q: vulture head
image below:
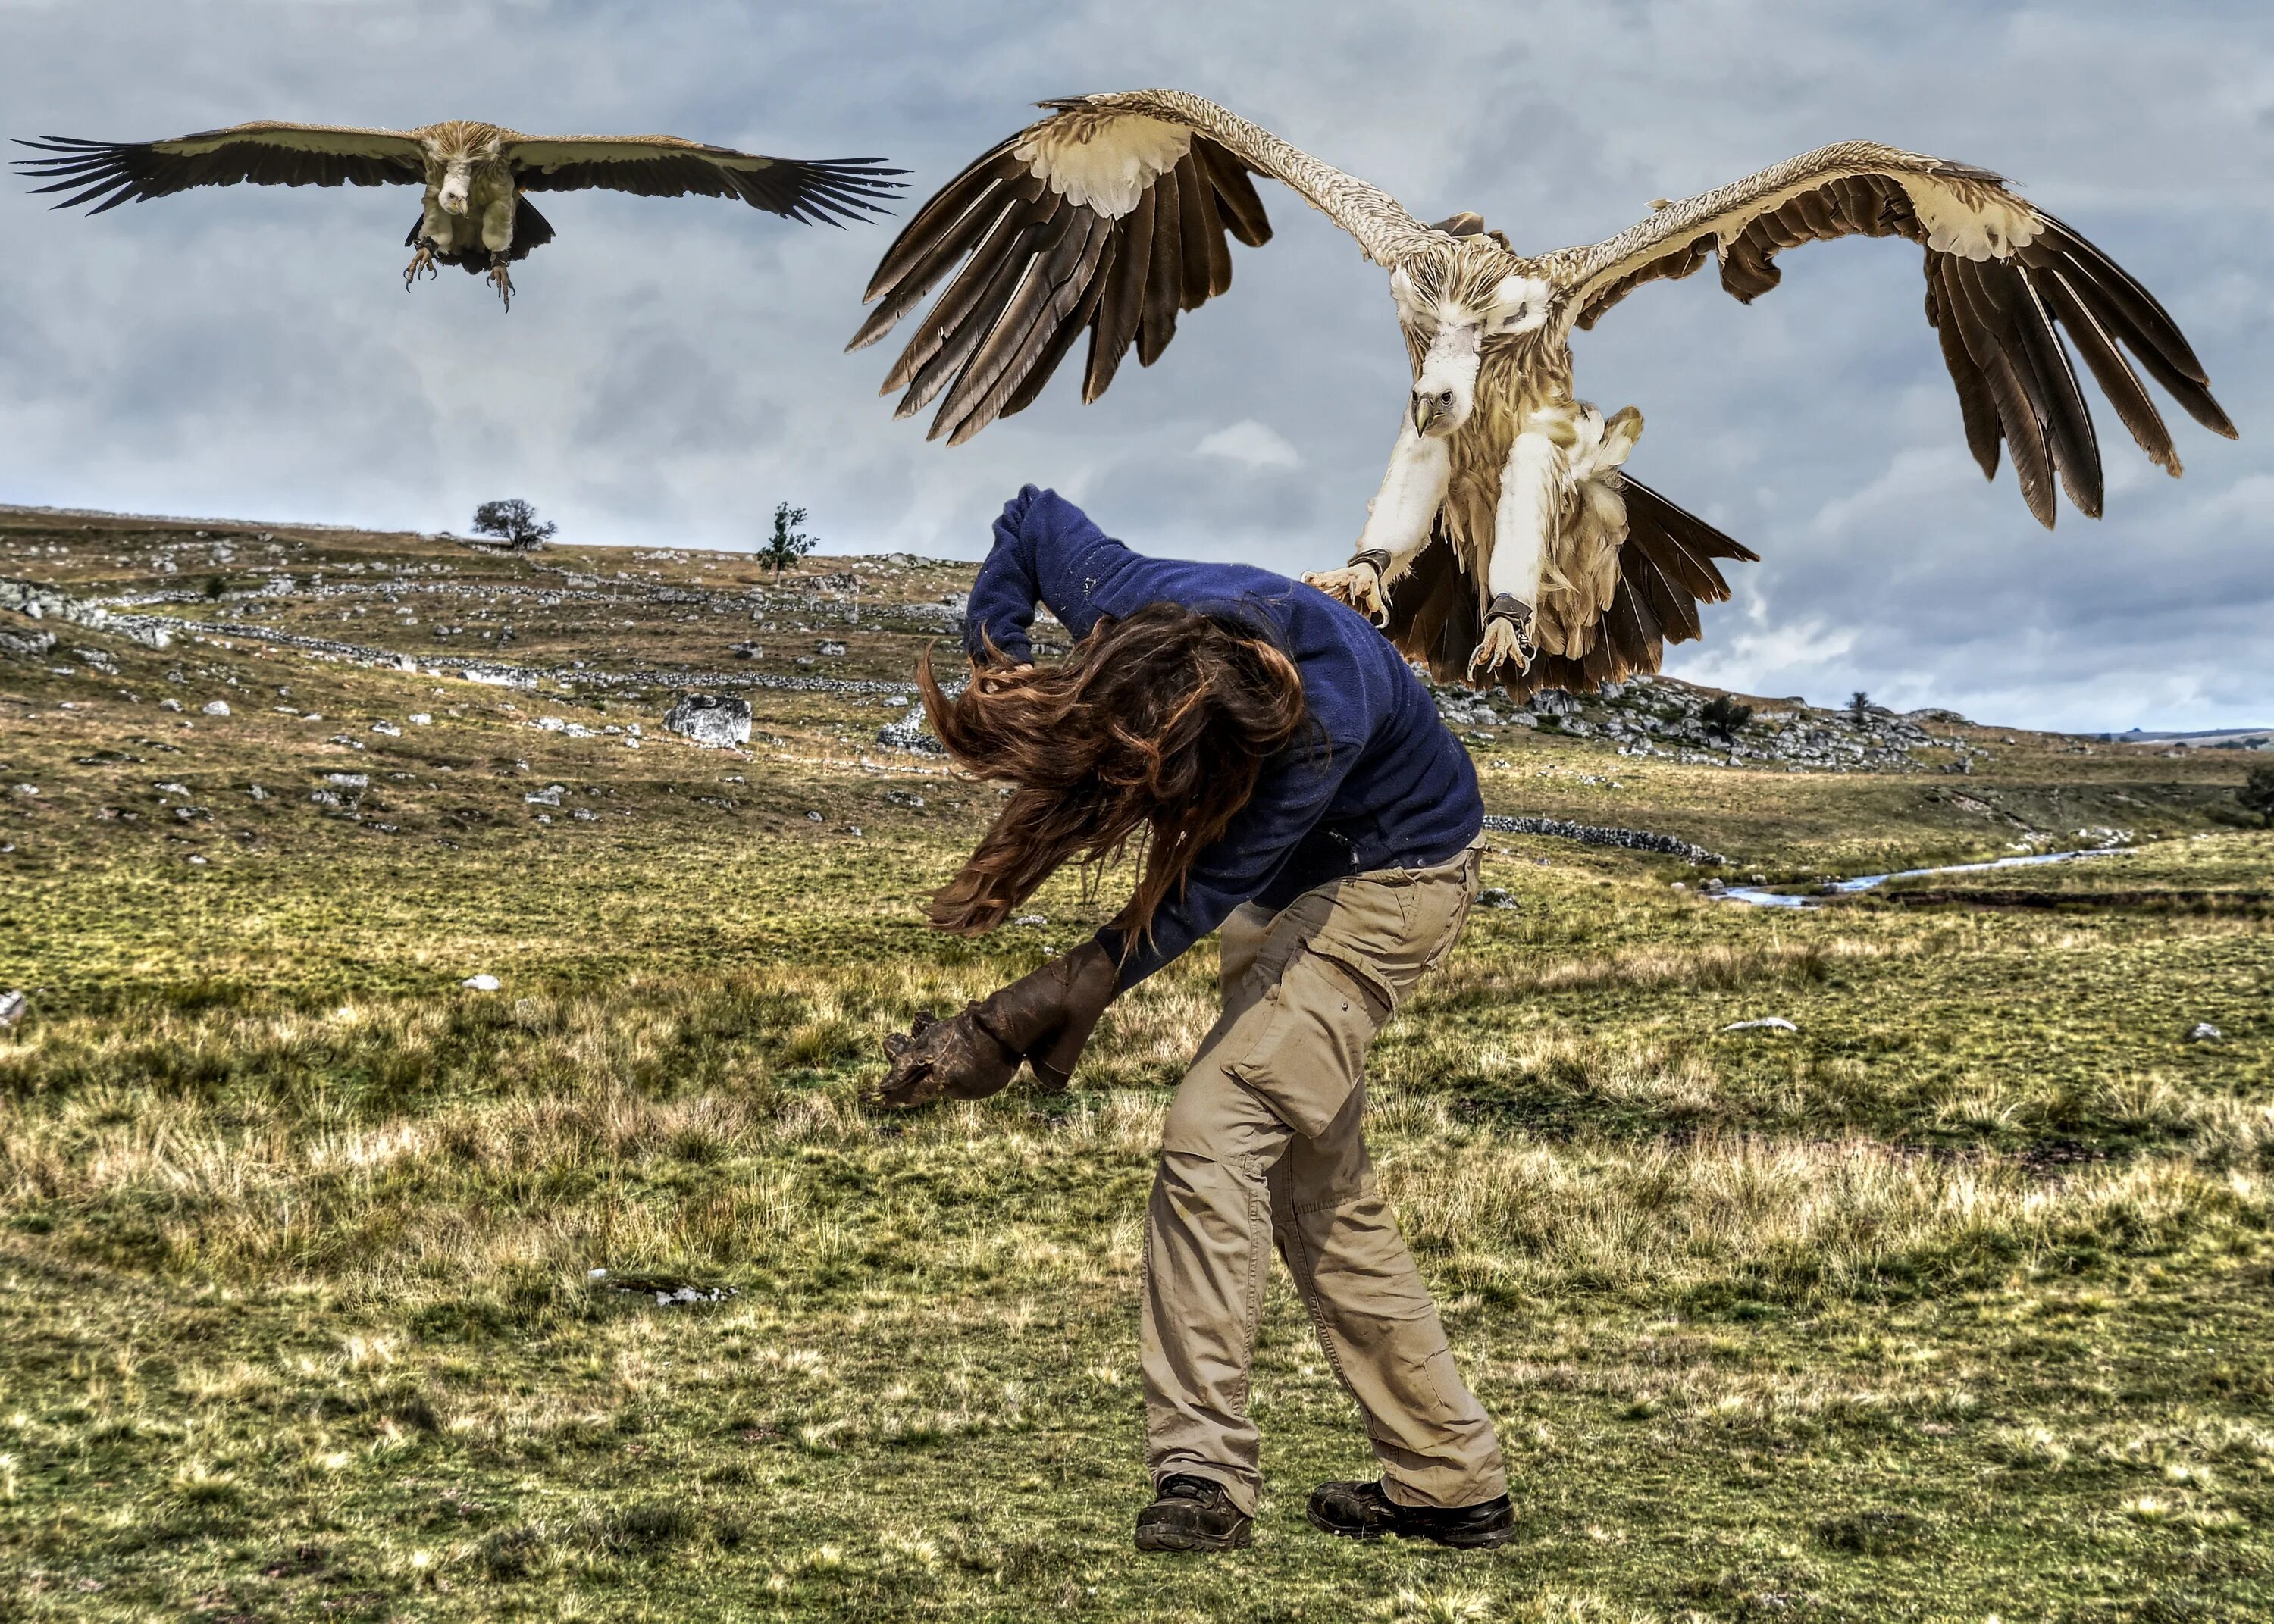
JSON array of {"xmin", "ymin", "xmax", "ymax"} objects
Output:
[{"xmin": 1392, "ymin": 233, "xmax": 1549, "ymax": 437}]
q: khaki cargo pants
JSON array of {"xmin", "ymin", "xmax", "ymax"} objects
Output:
[{"xmin": 1141, "ymin": 837, "xmax": 1505, "ymax": 1514}]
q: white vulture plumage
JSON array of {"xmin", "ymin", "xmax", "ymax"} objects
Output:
[
  {"xmin": 17, "ymin": 120, "xmax": 904, "ymax": 308},
  {"xmin": 849, "ymin": 91, "xmax": 2235, "ymax": 699}
]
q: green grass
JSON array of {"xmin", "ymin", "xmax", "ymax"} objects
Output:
[{"xmin": 2, "ymin": 509, "xmax": 2269, "ymax": 1620}]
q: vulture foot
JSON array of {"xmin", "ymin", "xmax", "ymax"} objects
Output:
[
  {"xmin": 485, "ymin": 254, "xmax": 515, "ymax": 311},
  {"xmin": 1302, "ymin": 556, "xmax": 1389, "ymax": 624},
  {"xmin": 1469, "ymin": 596, "xmax": 1536, "ymax": 677},
  {"xmin": 402, "ymin": 243, "xmax": 437, "ymax": 289}
]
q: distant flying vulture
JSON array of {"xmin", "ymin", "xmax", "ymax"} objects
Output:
[
  {"xmin": 851, "ymin": 90, "xmax": 2234, "ymax": 699},
  {"xmin": 17, "ymin": 120, "xmax": 903, "ymax": 308}
]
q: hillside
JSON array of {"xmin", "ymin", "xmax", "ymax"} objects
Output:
[{"xmin": 2, "ymin": 505, "xmax": 2270, "ymax": 1622}]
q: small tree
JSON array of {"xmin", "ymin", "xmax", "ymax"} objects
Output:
[
  {"xmin": 471, "ymin": 499, "xmax": 556, "ymax": 552},
  {"xmin": 1701, "ymin": 694, "xmax": 1754, "ymax": 741},
  {"xmin": 761, "ymin": 502, "xmax": 815, "ymax": 581},
  {"xmin": 2241, "ymin": 764, "xmax": 2274, "ymax": 829},
  {"xmin": 1849, "ymin": 690, "xmax": 1872, "ymax": 724}
]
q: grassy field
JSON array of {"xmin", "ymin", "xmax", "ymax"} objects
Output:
[{"xmin": 2, "ymin": 508, "xmax": 2269, "ymax": 1622}]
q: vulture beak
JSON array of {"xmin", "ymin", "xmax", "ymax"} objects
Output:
[{"xmin": 1411, "ymin": 392, "xmax": 1438, "ymax": 435}]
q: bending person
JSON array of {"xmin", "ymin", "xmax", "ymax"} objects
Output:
[{"xmin": 879, "ymin": 485, "xmax": 1511, "ymax": 1554}]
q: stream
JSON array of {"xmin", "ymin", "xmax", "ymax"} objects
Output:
[{"xmin": 1712, "ymin": 847, "xmax": 2128, "ymax": 908}]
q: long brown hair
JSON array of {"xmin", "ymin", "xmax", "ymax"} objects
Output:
[{"xmin": 919, "ymin": 603, "xmax": 1309, "ymax": 943}]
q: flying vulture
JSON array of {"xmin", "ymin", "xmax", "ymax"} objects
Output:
[
  {"xmin": 850, "ymin": 90, "xmax": 2235, "ymax": 699},
  {"xmin": 17, "ymin": 120, "xmax": 903, "ymax": 308}
]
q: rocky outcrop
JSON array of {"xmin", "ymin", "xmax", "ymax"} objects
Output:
[
  {"xmin": 1432, "ymin": 674, "xmax": 1985, "ymax": 774},
  {"xmin": 664, "ymin": 693, "xmax": 753, "ymax": 749},
  {"xmin": 1480, "ymin": 814, "xmax": 1727, "ymax": 865},
  {"xmin": 3, "ymin": 577, "xmax": 174, "ymax": 649}
]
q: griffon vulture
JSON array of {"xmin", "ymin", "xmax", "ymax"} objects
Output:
[
  {"xmin": 17, "ymin": 120, "xmax": 903, "ymax": 308},
  {"xmin": 850, "ymin": 91, "xmax": 2233, "ymax": 699}
]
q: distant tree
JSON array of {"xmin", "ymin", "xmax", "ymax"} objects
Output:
[
  {"xmin": 761, "ymin": 502, "xmax": 815, "ymax": 580},
  {"xmin": 2241, "ymin": 764, "xmax": 2274, "ymax": 828},
  {"xmin": 1701, "ymin": 695, "xmax": 1754, "ymax": 740},
  {"xmin": 201, "ymin": 574, "xmax": 229, "ymax": 599},
  {"xmin": 1849, "ymin": 690, "xmax": 1872, "ymax": 724},
  {"xmin": 471, "ymin": 499, "xmax": 556, "ymax": 552}
]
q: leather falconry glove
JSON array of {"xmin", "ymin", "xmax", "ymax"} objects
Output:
[
  {"xmin": 969, "ymin": 940, "xmax": 1120, "ymax": 1090},
  {"xmin": 875, "ymin": 1009, "xmax": 1020, "ymax": 1109},
  {"xmin": 873, "ymin": 941, "xmax": 1121, "ymax": 1109}
]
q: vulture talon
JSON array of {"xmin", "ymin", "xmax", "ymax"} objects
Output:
[
  {"xmin": 485, "ymin": 254, "xmax": 515, "ymax": 311},
  {"xmin": 402, "ymin": 243, "xmax": 437, "ymax": 288},
  {"xmin": 1469, "ymin": 596, "xmax": 1535, "ymax": 676},
  {"xmin": 1301, "ymin": 553, "xmax": 1389, "ymax": 625}
]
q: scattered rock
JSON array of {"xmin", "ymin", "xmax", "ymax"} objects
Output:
[
  {"xmin": 1476, "ymin": 888, "xmax": 1520, "ymax": 910},
  {"xmin": 875, "ymin": 710, "xmax": 945, "ymax": 755},
  {"xmin": 1480, "ymin": 814, "xmax": 1725, "ymax": 865},
  {"xmin": 663, "ymin": 693, "xmax": 753, "ymax": 748},
  {"xmin": 0, "ymin": 990, "xmax": 24, "ymax": 1028},
  {"xmin": 371, "ymin": 721, "xmax": 402, "ymax": 737},
  {"xmin": 409, "ymin": 713, "xmax": 431, "ymax": 725},
  {"xmin": 202, "ymin": 700, "xmax": 231, "ymax": 717},
  {"xmin": 1012, "ymin": 914, "xmax": 1048, "ymax": 927},
  {"xmin": 323, "ymin": 773, "xmax": 368, "ymax": 789},
  {"xmin": 462, "ymin": 974, "xmax": 502, "ymax": 992},
  {"xmin": 525, "ymin": 784, "xmax": 564, "ymax": 806},
  {"xmin": 159, "ymin": 697, "xmax": 183, "ymax": 712},
  {"xmin": 1724, "ymin": 1017, "xmax": 1799, "ymax": 1034},
  {"xmin": 805, "ymin": 810, "xmax": 824, "ymax": 823},
  {"xmin": 2187, "ymin": 1022, "xmax": 2222, "ymax": 1043}
]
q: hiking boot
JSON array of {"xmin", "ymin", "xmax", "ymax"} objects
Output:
[
  {"xmin": 1135, "ymin": 1474, "xmax": 1253, "ymax": 1553},
  {"xmin": 1306, "ymin": 1479, "xmax": 1517, "ymax": 1549}
]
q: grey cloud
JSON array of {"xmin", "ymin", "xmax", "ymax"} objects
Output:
[{"xmin": 1, "ymin": 0, "xmax": 2267, "ymax": 728}]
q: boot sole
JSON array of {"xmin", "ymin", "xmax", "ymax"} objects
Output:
[
  {"xmin": 1135, "ymin": 1524, "xmax": 1254, "ymax": 1554},
  {"xmin": 1306, "ymin": 1507, "xmax": 1518, "ymax": 1550}
]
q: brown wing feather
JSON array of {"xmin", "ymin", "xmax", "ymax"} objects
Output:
[
  {"xmin": 506, "ymin": 137, "xmax": 900, "ymax": 224},
  {"xmin": 1553, "ymin": 148, "xmax": 2233, "ymax": 532},
  {"xmin": 849, "ymin": 108, "xmax": 1278, "ymax": 441},
  {"xmin": 16, "ymin": 124, "xmax": 426, "ymax": 211}
]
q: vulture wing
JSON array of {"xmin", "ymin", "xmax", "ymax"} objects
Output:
[
  {"xmin": 504, "ymin": 135, "xmax": 902, "ymax": 225},
  {"xmin": 14, "ymin": 123, "xmax": 428, "ymax": 212},
  {"xmin": 1386, "ymin": 481, "xmax": 1759, "ymax": 702},
  {"xmin": 1540, "ymin": 141, "xmax": 2235, "ymax": 528},
  {"xmin": 847, "ymin": 89, "xmax": 1435, "ymax": 446}
]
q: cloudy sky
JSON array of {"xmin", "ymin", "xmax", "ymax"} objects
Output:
[{"xmin": 2, "ymin": 1, "xmax": 2267, "ymax": 729}]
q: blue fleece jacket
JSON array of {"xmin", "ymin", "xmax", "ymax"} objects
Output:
[{"xmin": 964, "ymin": 487, "xmax": 1483, "ymax": 988}]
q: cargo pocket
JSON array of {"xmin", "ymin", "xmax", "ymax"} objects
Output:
[{"xmin": 1226, "ymin": 947, "xmax": 1387, "ymax": 1138}]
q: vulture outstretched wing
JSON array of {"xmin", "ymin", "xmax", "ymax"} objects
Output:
[
  {"xmin": 1386, "ymin": 480, "xmax": 1758, "ymax": 703},
  {"xmin": 1539, "ymin": 141, "xmax": 2235, "ymax": 527},
  {"xmin": 14, "ymin": 123, "xmax": 428, "ymax": 211},
  {"xmin": 503, "ymin": 136, "xmax": 903, "ymax": 224},
  {"xmin": 848, "ymin": 89, "xmax": 1435, "ymax": 446}
]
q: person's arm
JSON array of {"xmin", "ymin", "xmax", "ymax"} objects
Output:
[
  {"xmin": 963, "ymin": 486, "xmax": 1048, "ymax": 665},
  {"xmin": 1097, "ymin": 737, "xmax": 1355, "ymax": 990},
  {"xmin": 963, "ymin": 486, "xmax": 1137, "ymax": 665}
]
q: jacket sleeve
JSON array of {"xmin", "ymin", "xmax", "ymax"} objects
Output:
[
  {"xmin": 963, "ymin": 487, "xmax": 1048, "ymax": 665},
  {"xmin": 1095, "ymin": 736, "xmax": 1355, "ymax": 990},
  {"xmin": 963, "ymin": 486, "xmax": 1136, "ymax": 664}
]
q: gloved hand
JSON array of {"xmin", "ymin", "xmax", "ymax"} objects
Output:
[
  {"xmin": 969, "ymin": 940, "xmax": 1120, "ymax": 1090},
  {"xmin": 875, "ymin": 1009, "xmax": 1020, "ymax": 1109}
]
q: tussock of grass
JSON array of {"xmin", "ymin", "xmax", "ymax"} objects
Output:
[{"xmin": 4, "ymin": 512, "xmax": 2272, "ymax": 1618}]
